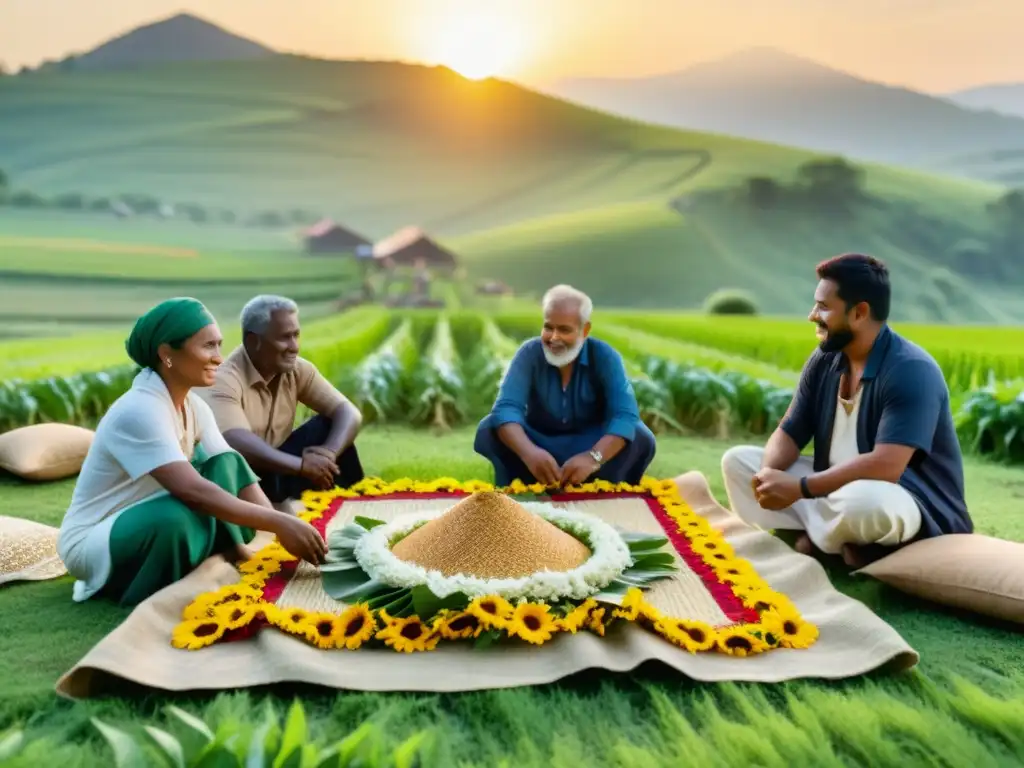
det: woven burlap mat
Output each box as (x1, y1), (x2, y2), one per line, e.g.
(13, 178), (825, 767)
(0, 515), (67, 587)
(54, 472), (919, 698)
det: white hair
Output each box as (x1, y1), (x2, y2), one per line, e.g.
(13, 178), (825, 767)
(240, 295), (298, 335)
(542, 284), (592, 326)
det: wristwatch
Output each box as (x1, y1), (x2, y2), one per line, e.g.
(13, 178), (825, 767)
(589, 449), (604, 466)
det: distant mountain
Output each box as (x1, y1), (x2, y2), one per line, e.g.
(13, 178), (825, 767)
(548, 47), (1024, 174)
(946, 83), (1024, 119)
(65, 12), (276, 71)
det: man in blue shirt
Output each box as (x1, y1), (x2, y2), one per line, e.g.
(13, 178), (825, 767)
(720, 254), (972, 568)
(473, 285), (656, 487)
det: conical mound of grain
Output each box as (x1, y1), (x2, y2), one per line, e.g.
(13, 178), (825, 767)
(390, 491), (591, 578)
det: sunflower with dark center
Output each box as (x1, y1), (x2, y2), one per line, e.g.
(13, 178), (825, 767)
(508, 603), (557, 645)
(438, 610), (483, 640)
(466, 595), (514, 629)
(171, 618), (227, 650)
(665, 618), (716, 652)
(760, 605), (819, 649)
(334, 604), (377, 649)
(715, 626), (767, 657)
(376, 616), (441, 652)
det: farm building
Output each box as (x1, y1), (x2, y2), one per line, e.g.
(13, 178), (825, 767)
(372, 226), (458, 271)
(303, 219), (372, 254)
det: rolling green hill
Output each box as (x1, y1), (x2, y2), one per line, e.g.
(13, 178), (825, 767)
(0, 55), (1019, 322)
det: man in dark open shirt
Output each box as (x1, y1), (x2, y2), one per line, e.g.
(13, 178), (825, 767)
(720, 254), (972, 568)
(473, 285), (655, 487)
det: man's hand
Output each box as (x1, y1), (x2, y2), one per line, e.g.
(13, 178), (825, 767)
(752, 468), (802, 511)
(524, 446), (561, 486)
(300, 448), (338, 490)
(273, 514), (328, 565)
(560, 452), (600, 487)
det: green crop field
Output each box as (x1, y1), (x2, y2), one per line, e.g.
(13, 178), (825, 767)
(2, 56), (1021, 322)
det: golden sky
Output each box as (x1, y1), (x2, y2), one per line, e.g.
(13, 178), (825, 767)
(2, 0), (1022, 92)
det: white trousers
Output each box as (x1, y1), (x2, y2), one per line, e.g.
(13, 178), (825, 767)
(721, 445), (922, 555)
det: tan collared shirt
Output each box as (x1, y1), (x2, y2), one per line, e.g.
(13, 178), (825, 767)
(199, 345), (348, 449)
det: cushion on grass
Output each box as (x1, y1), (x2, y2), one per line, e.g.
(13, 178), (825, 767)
(0, 515), (68, 586)
(0, 423), (94, 481)
(856, 534), (1024, 625)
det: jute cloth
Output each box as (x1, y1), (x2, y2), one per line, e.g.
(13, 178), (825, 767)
(54, 472), (919, 699)
(1, 516), (68, 587)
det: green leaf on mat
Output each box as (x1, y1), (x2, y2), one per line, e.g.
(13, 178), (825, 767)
(353, 516), (386, 530)
(410, 585), (469, 620)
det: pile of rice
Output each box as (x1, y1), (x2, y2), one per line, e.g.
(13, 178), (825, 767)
(390, 491), (591, 578)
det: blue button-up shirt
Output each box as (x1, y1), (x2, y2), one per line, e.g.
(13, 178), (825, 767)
(489, 336), (640, 442)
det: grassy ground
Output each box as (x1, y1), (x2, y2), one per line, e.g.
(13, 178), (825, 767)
(2, 426), (1023, 765)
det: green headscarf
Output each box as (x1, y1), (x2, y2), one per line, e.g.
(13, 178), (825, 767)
(125, 297), (216, 369)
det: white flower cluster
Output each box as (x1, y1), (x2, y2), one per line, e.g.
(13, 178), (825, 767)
(353, 501), (633, 602)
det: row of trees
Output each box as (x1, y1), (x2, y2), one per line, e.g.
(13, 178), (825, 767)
(742, 157), (867, 214)
(0, 168), (322, 229)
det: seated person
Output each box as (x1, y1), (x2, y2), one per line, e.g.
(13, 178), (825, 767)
(199, 295), (364, 504)
(720, 254), (973, 568)
(474, 284), (656, 487)
(57, 298), (326, 607)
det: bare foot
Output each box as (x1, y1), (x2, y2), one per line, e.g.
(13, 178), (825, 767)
(794, 534), (814, 555)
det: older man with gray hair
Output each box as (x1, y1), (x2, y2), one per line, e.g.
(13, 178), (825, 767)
(200, 295), (364, 505)
(474, 284), (655, 487)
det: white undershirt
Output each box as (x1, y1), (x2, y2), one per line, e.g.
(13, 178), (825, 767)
(57, 369), (235, 602)
(829, 386), (863, 467)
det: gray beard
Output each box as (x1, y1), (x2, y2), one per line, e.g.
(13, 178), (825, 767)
(543, 338), (584, 368)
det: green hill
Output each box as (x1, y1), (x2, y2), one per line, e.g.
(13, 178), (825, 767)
(0, 55), (1019, 323)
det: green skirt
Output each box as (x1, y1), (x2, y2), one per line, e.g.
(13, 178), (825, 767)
(101, 447), (260, 607)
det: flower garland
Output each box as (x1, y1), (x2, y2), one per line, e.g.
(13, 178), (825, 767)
(351, 501), (633, 602)
(172, 476), (819, 657)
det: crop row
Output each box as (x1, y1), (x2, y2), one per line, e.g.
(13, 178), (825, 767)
(603, 311), (1024, 394)
(1, 308), (1020, 466)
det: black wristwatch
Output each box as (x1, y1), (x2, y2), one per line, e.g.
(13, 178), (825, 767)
(800, 476), (813, 499)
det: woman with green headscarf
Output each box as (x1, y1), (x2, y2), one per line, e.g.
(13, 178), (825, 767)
(57, 298), (327, 607)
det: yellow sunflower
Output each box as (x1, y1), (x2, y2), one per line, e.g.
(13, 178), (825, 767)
(171, 618), (227, 650)
(466, 595), (514, 629)
(376, 616), (440, 653)
(585, 606), (607, 637)
(557, 599), (597, 633)
(213, 602), (259, 631)
(507, 603), (558, 645)
(675, 516), (714, 537)
(302, 612), (343, 649)
(181, 584), (262, 620)
(437, 610), (484, 640)
(715, 625), (768, 657)
(611, 588), (646, 621)
(692, 536), (735, 561)
(661, 618), (717, 652)
(238, 557), (282, 577)
(710, 559), (763, 587)
(275, 607), (313, 637)
(760, 606), (819, 649)
(334, 604), (377, 650)
(740, 588), (794, 615)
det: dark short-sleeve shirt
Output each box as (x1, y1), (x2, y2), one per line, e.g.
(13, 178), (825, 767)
(488, 336), (641, 441)
(780, 324), (972, 540)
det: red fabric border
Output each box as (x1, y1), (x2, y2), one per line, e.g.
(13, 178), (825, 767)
(223, 489), (755, 642)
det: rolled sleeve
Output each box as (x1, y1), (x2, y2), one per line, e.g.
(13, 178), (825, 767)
(597, 347), (639, 441)
(491, 342), (534, 427)
(876, 361), (943, 452)
(779, 349), (821, 449)
(296, 359), (348, 415)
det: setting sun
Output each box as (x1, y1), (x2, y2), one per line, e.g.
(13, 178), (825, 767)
(424, 10), (528, 80)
